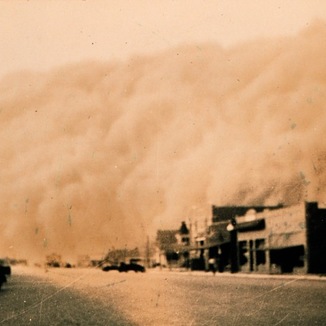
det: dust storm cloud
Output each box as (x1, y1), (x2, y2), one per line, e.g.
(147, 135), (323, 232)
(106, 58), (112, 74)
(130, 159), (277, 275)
(0, 22), (325, 261)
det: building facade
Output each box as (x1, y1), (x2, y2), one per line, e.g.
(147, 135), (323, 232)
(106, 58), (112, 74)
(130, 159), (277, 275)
(236, 202), (326, 274)
(156, 222), (190, 268)
(155, 202), (326, 275)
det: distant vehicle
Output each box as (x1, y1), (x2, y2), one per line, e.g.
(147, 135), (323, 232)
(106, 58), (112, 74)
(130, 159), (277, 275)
(0, 272), (6, 290)
(46, 261), (60, 268)
(118, 262), (145, 273)
(0, 258), (11, 276)
(0, 259), (10, 290)
(102, 264), (119, 272)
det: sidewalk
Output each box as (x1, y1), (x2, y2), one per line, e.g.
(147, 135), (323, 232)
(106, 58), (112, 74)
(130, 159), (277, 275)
(150, 267), (326, 281)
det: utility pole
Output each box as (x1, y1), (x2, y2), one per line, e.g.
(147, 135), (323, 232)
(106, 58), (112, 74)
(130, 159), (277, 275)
(227, 217), (239, 273)
(146, 235), (150, 268)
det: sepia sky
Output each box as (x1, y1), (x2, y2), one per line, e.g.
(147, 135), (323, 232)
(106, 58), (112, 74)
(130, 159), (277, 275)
(1, 0), (326, 78)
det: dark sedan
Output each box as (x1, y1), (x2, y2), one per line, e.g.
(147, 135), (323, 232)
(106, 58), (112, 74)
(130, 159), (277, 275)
(118, 262), (145, 273)
(102, 264), (119, 272)
(0, 258), (11, 276)
(0, 259), (10, 290)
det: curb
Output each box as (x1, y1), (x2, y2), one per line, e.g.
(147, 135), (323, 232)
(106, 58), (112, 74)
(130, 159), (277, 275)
(149, 268), (326, 281)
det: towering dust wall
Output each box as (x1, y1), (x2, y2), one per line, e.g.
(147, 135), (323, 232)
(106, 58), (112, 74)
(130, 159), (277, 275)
(0, 22), (325, 260)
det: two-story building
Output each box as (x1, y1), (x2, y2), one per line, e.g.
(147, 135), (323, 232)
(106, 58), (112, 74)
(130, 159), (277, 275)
(155, 201), (326, 275)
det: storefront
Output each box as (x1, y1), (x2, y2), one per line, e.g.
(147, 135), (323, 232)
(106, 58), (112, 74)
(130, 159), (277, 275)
(237, 202), (326, 274)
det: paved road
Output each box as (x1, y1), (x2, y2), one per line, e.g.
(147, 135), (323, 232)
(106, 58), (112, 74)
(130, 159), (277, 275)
(1, 267), (326, 325)
(0, 270), (134, 325)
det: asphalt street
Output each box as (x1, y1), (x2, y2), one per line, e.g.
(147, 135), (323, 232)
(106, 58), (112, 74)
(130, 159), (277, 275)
(0, 271), (134, 325)
(1, 266), (326, 325)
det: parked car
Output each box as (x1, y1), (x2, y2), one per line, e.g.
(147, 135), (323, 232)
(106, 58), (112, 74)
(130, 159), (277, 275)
(0, 258), (11, 276)
(118, 262), (145, 273)
(0, 271), (6, 290)
(0, 259), (10, 290)
(102, 264), (119, 272)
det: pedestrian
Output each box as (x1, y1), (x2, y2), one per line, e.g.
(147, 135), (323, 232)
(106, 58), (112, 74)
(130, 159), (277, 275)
(208, 257), (216, 275)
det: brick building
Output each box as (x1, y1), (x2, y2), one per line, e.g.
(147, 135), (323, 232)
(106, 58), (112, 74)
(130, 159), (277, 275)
(236, 202), (326, 274)
(155, 202), (326, 275)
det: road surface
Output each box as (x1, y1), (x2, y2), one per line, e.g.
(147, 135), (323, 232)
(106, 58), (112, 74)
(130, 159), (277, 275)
(1, 266), (326, 325)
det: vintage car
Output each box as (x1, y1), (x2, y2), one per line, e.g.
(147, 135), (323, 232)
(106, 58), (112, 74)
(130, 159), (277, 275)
(118, 261), (145, 273)
(0, 258), (11, 276)
(102, 264), (119, 272)
(0, 258), (11, 290)
(0, 272), (6, 289)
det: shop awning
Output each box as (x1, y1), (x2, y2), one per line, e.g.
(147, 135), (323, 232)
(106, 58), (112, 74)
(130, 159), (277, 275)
(237, 218), (266, 232)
